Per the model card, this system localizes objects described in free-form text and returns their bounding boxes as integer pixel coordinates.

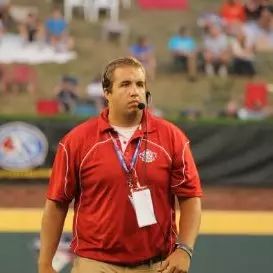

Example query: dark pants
[233,58,255,77]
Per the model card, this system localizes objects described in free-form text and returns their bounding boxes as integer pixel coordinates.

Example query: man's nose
[129,85,138,96]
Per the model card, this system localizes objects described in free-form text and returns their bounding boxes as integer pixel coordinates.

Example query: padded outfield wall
[0,209,272,273]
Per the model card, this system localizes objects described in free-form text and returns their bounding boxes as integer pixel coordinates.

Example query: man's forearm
[38,199,69,266]
[177,197,202,248]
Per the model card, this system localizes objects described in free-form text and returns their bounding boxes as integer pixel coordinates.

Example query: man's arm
[38,199,69,271]
[177,196,202,249]
[159,197,202,273]
[159,128,203,273]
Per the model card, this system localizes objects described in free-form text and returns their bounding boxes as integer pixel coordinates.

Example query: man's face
[105,66,146,115]
[52,10,62,19]
[139,38,148,47]
[210,25,221,37]
[228,0,236,4]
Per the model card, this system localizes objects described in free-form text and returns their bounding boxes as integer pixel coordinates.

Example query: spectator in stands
[0,63,6,91]
[55,75,79,113]
[256,8,273,50]
[203,25,231,77]
[129,36,156,80]
[230,30,256,76]
[86,73,105,112]
[2,63,37,94]
[244,0,273,20]
[0,0,10,27]
[45,7,74,51]
[261,0,273,13]
[168,26,198,81]
[19,13,44,44]
[238,99,268,119]
[198,8,225,29]
[244,0,264,21]
[0,18,4,39]
[220,0,246,24]
[218,100,239,118]
[243,8,273,51]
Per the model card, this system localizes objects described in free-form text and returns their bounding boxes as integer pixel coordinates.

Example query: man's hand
[38,264,57,273]
[157,249,191,273]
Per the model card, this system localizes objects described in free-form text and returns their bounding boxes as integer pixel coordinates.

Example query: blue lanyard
[110,134,142,174]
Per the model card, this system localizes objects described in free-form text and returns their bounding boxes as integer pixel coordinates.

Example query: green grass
[1,0,273,116]
[2,112,273,126]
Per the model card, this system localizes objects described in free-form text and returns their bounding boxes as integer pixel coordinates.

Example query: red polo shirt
[47,109,202,264]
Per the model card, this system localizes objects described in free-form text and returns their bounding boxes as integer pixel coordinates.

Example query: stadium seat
[36,99,60,115]
[3,64,37,94]
[244,82,268,110]
[64,0,89,21]
[86,0,119,22]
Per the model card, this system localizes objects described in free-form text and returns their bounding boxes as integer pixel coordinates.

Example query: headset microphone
[138,91,151,110]
[137,103,146,110]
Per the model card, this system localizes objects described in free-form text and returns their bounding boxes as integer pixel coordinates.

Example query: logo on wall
[33,234,73,272]
[0,122,48,171]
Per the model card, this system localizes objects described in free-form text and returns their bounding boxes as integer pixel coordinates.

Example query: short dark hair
[179,26,188,35]
[102,56,146,92]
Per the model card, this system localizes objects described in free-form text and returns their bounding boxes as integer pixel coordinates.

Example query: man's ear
[104,89,110,102]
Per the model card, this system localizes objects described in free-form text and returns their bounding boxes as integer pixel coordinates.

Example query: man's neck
[108,111,143,127]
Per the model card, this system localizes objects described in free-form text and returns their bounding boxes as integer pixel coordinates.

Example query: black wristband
[175,242,193,260]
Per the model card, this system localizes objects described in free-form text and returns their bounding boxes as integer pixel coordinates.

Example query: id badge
[131,188,157,228]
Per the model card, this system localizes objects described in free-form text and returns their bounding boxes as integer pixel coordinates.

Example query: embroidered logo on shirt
[139,149,157,163]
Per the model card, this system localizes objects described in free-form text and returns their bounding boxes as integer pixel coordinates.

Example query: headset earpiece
[146,90,151,104]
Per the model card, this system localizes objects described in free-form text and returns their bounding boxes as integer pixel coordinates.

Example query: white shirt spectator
[86,82,103,98]
[230,38,255,61]
[0,0,9,5]
[204,34,229,56]
[242,21,273,50]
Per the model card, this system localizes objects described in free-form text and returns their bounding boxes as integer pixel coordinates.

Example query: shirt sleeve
[203,37,209,50]
[47,139,78,203]
[170,128,203,197]
[192,39,197,51]
[168,38,175,51]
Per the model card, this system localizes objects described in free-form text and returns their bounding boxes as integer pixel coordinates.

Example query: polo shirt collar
[98,108,156,135]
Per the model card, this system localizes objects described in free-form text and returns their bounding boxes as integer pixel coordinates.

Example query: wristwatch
[175,242,193,260]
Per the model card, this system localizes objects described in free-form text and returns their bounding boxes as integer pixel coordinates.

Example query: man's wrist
[38,260,52,267]
[175,242,193,260]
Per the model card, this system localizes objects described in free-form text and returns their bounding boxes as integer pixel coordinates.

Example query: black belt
[110,254,164,268]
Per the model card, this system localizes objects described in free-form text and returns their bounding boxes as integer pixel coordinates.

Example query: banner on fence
[0,119,272,186]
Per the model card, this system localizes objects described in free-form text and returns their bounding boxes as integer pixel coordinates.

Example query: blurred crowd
[0,0,273,121]
[169,0,273,80]
[0,2,74,51]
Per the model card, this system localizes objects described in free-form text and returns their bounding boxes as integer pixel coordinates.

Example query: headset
[137,90,151,110]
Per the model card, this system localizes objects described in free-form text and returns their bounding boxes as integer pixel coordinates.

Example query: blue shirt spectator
[130,44,153,57]
[168,27,197,54]
[168,27,198,81]
[45,8,67,37]
[45,18,67,36]
[129,36,157,80]
[129,36,154,62]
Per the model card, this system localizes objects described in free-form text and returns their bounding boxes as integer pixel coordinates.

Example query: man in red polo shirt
[38,57,202,273]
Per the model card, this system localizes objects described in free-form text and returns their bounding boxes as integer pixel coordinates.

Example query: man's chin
[126,107,140,115]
